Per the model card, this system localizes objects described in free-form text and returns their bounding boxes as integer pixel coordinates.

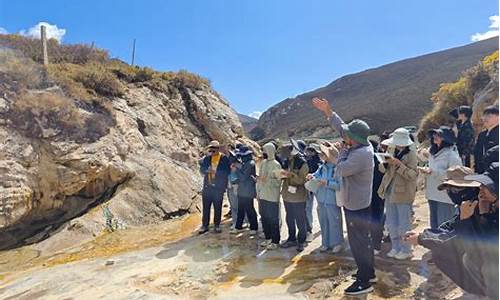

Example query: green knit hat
[341,119,371,145]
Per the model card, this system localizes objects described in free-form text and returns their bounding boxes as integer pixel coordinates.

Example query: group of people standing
[197,98,499,296]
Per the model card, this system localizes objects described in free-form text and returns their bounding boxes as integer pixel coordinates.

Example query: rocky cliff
[0,36,254,250]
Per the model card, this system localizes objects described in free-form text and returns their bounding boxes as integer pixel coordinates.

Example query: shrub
[0,34,108,65]
[75,63,124,97]
[47,63,124,99]
[172,69,210,89]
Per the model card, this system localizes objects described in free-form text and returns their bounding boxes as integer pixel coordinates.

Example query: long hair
[429,140,454,155]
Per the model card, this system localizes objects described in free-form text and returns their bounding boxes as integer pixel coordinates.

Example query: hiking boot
[395,251,413,260]
[280,240,297,248]
[198,227,209,235]
[344,280,374,295]
[386,249,398,258]
[351,274,378,283]
[260,239,271,247]
[213,226,222,234]
[296,243,305,252]
[319,245,329,253]
[266,243,279,250]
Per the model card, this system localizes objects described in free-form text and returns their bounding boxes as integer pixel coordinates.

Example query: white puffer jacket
[425,146,462,204]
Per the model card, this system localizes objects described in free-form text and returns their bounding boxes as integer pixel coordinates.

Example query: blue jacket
[313,163,340,206]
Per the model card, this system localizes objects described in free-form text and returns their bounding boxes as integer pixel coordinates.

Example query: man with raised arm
[312,97,375,295]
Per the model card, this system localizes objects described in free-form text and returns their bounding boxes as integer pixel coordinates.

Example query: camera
[446,187,480,206]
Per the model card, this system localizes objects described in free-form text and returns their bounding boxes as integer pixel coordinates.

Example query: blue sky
[1,1,498,118]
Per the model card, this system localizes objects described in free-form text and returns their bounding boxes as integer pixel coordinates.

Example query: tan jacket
[377,150,418,204]
[281,156,309,203]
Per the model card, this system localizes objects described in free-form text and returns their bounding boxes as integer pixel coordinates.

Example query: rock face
[251,37,498,141]
[0,79,251,249]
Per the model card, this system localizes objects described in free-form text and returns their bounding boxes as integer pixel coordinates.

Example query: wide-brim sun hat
[437,166,480,191]
[382,128,414,147]
[319,142,339,162]
[237,145,253,156]
[341,119,371,146]
[290,138,305,154]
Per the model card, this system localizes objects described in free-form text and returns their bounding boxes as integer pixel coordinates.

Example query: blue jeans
[428,200,456,230]
[385,202,412,254]
[228,185,239,227]
[306,192,314,232]
[317,202,344,248]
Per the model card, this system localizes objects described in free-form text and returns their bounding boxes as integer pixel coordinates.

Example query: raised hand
[311,97,333,118]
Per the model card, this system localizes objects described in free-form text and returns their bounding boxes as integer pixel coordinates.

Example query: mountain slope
[237,113,258,134]
[252,37,499,140]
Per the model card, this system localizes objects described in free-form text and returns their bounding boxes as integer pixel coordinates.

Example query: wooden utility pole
[131,38,136,66]
[41,25,48,65]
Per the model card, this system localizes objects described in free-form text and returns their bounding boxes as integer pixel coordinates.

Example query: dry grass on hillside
[418,51,499,141]
[0,34,212,100]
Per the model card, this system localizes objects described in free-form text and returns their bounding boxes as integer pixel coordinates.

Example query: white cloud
[19,22,66,42]
[0,27,7,34]
[471,15,499,41]
[249,111,262,119]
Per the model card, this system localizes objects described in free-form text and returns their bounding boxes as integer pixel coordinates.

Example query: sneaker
[258,232,266,239]
[386,249,398,258]
[260,239,271,247]
[332,245,343,254]
[296,243,305,252]
[213,226,222,234]
[198,227,209,235]
[280,240,297,248]
[249,230,258,235]
[344,280,374,295]
[374,249,381,256]
[395,251,413,260]
[230,228,242,234]
[351,274,378,284]
[266,243,279,250]
[306,232,313,242]
[319,245,329,252]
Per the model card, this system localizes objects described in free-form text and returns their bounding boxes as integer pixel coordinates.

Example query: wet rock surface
[0,193,486,299]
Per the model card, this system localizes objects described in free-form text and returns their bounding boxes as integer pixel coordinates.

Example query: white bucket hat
[382,128,414,147]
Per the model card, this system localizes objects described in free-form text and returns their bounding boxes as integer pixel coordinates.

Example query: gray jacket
[330,113,374,211]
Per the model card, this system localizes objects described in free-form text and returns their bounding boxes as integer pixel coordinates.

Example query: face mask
[447,187,479,205]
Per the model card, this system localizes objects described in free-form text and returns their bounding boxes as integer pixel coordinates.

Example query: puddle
[217,250,353,293]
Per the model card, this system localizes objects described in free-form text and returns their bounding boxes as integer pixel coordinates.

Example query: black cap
[428,126,457,145]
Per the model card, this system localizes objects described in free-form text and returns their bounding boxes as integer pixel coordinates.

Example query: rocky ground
[0,191,486,300]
